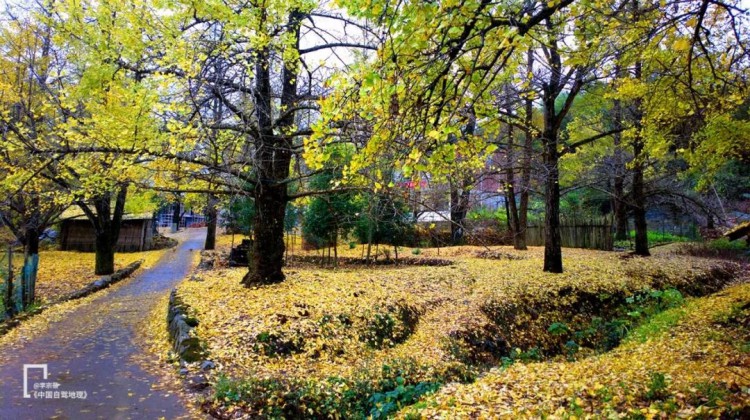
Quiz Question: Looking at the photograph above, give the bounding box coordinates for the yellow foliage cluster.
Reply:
[411,282,750,418]
[177,242,741,403]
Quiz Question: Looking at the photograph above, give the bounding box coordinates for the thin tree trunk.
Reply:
[450,185,470,245]
[632,162,649,254]
[612,65,629,241]
[171,199,181,233]
[22,227,40,306]
[333,229,338,267]
[504,121,524,250]
[204,194,218,250]
[517,48,534,251]
[450,112,476,246]
[5,247,14,317]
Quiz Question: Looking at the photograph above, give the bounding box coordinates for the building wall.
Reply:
[60,219,153,252]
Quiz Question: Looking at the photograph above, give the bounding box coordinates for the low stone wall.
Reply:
[167,288,214,393]
[167,289,205,363]
[0,260,143,337]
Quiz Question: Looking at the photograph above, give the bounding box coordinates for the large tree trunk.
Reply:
[241,11,301,286]
[632,140,650,256]
[94,230,116,275]
[204,194,218,250]
[540,18,568,273]
[631,49,649,256]
[243,184,288,284]
[632,167,649,255]
[542,127,563,273]
[86,185,128,276]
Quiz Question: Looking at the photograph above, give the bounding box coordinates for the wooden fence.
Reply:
[525,217,613,251]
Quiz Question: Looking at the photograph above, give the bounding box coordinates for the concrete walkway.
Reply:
[0,229,205,419]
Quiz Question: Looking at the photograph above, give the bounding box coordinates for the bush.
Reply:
[361,303,420,348]
[547,288,686,353]
[690,381,729,408]
[369,377,440,419]
[645,371,670,401]
[253,330,305,357]
[707,237,748,250]
[212,359,445,419]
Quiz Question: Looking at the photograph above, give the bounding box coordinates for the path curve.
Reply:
[0,229,205,420]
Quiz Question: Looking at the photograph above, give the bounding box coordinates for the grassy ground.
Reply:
[171,234,745,418]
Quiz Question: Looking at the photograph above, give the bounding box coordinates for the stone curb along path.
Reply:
[0,260,143,338]
[167,288,215,393]
[167,250,219,395]
[0,229,206,419]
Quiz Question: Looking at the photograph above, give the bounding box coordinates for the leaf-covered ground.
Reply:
[171,237,746,417]
[31,249,169,303]
[408,281,750,419]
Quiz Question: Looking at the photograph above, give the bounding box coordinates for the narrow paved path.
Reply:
[0,229,205,420]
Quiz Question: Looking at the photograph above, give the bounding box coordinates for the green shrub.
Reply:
[369,377,440,419]
[212,361,441,419]
[361,303,420,348]
[553,288,686,353]
[548,322,570,335]
[253,330,305,356]
[691,381,729,408]
[707,237,748,251]
[645,371,669,401]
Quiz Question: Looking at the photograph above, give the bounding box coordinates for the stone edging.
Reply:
[63,260,143,301]
[167,289,206,363]
[0,260,144,337]
[167,288,214,392]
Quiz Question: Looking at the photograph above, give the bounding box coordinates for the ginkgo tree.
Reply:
[607,0,749,255]
[312,0,749,272]
[0,1,168,276]
[0,16,68,311]
[42,0,382,285]
[309,0,578,271]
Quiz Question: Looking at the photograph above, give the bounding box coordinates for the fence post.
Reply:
[23,254,39,307]
[4,246,14,317]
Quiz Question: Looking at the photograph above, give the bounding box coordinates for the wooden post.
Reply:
[4,246,14,317]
